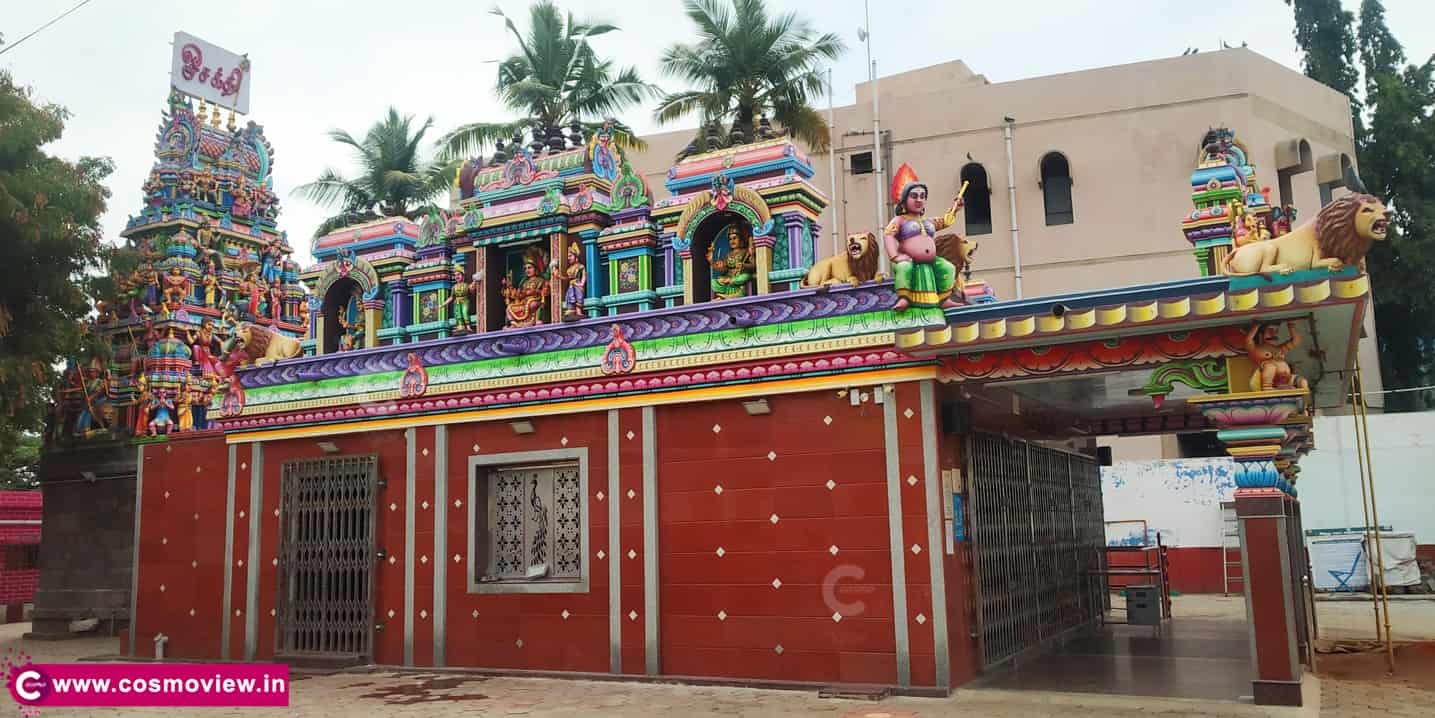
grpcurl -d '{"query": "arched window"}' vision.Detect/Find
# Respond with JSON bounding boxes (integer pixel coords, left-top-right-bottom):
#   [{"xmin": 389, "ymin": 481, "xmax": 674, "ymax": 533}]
[
  {"xmin": 1040, "ymin": 152, "xmax": 1074, "ymax": 225},
  {"xmin": 959, "ymin": 163, "xmax": 993, "ymax": 235}
]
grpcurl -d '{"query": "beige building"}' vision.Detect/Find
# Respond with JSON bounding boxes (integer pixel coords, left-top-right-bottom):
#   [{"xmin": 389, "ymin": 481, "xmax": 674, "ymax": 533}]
[{"xmin": 628, "ymin": 48, "xmax": 1384, "ymax": 455}]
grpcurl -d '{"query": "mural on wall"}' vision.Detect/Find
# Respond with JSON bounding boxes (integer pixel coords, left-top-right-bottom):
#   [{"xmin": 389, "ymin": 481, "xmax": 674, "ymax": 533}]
[{"xmin": 1101, "ymin": 457, "xmax": 1236, "ymax": 547}]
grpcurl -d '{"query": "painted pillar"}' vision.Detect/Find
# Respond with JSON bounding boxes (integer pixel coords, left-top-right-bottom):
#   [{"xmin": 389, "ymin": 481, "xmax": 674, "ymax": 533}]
[
  {"xmin": 680, "ymin": 252, "xmax": 694, "ymax": 306},
  {"xmin": 393, "ymin": 280, "xmax": 412, "ymax": 336},
  {"xmin": 583, "ymin": 230, "xmax": 602, "ymax": 319},
  {"xmin": 363, "ymin": 307, "xmax": 381, "ymax": 349},
  {"xmin": 751, "ymin": 235, "xmax": 774, "ymax": 296},
  {"xmin": 549, "ymin": 233, "xmax": 565, "ymax": 325},
  {"xmin": 1189, "ymin": 389, "xmax": 1313, "ymax": 707},
  {"xmin": 784, "ymin": 214, "xmax": 803, "ymax": 272}
]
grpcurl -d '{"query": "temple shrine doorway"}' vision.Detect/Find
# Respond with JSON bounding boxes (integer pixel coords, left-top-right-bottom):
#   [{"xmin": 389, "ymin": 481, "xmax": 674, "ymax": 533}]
[
  {"xmin": 320, "ymin": 277, "xmax": 363, "ymax": 354},
  {"xmin": 689, "ymin": 211, "xmax": 753, "ymax": 303},
  {"xmin": 275, "ymin": 455, "xmax": 379, "ymax": 665}
]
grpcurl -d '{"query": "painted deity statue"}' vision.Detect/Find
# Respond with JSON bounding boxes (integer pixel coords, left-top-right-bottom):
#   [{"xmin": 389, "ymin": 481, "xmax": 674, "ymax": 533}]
[
  {"xmin": 162, "ymin": 266, "xmax": 191, "ymax": 310},
  {"xmin": 202, "ymin": 264, "xmax": 219, "ymax": 308},
  {"xmin": 268, "ymin": 281, "xmax": 284, "ymax": 324},
  {"xmin": 141, "ymin": 263, "xmax": 161, "ymax": 310},
  {"xmin": 1233, "ymin": 210, "xmax": 1270, "ymax": 248},
  {"xmin": 188, "ymin": 319, "xmax": 223, "ymax": 378},
  {"xmin": 147, "ymin": 390, "xmax": 176, "ymax": 436},
  {"xmin": 502, "ymin": 247, "xmax": 550, "ymax": 328},
  {"xmin": 562, "ymin": 241, "xmax": 586, "ymax": 320},
  {"xmin": 440, "ymin": 267, "xmax": 480, "ymax": 333},
  {"xmin": 133, "ymin": 374, "xmax": 151, "ymax": 436},
  {"xmin": 1244, "ymin": 320, "xmax": 1308, "ymax": 392},
  {"xmin": 707, "ymin": 225, "xmax": 755, "ymax": 300},
  {"xmin": 244, "ymin": 270, "xmax": 263, "ymax": 318},
  {"xmin": 176, "ymin": 377, "xmax": 194, "ymax": 432},
  {"xmin": 338, "ymin": 312, "xmax": 365, "ymax": 352},
  {"xmin": 884, "ymin": 165, "xmax": 965, "ymax": 311}
]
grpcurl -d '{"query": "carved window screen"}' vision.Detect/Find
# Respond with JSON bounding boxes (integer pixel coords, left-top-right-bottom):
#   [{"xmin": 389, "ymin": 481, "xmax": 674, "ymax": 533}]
[{"xmin": 482, "ymin": 464, "xmax": 582, "ymax": 582}]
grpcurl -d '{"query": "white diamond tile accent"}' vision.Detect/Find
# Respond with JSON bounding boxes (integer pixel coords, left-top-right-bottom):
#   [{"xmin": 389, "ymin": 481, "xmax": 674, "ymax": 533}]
[
  {"xmin": 159, "ymin": 584, "xmax": 166, "ymax": 593},
  {"xmin": 771, "ymin": 578, "xmax": 782, "ymax": 589},
  {"xmin": 906, "ymin": 475, "xmax": 918, "ymax": 487},
  {"xmin": 717, "ymin": 610, "xmax": 727, "ymax": 621},
  {"xmin": 193, "ymin": 513, "xmax": 199, "ymax": 521},
  {"xmin": 453, "ymin": 554, "xmax": 462, "ymax": 563},
  {"xmin": 235, "ymin": 609, "xmax": 242, "ymax": 617},
  {"xmin": 823, "ymin": 415, "xmax": 833, "ymax": 425},
  {"xmin": 273, "ymin": 508, "xmax": 279, "ymax": 517},
  {"xmin": 715, "ymin": 547, "xmax": 725, "ymax": 558},
  {"xmin": 596, "ymin": 491, "xmax": 605, "ymax": 501},
  {"xmin": 911, "ymin": 544, "xmax": 922, "ymax": 555},
  {"xmin": 561, "ymin": 610, "xmax": 570, "ymax": 620},
  {"xmin": 161, "ymin": 537, "xmax": 168, "ymax": 545},
  {"xmin": 769, "ymin": 513, "xmax": 780, "ymax": 524},
  {"xmin": 596, "ymin": 550, "xmax": 606, "ymax": 560},
  {"xmin": 711, "ymin": 423, "xmax": 722, "ymax": 434},
  {"xmin": 387, "ymin": 609, "xmax": 395, "ymax": 618},
  {"xmin": 454, "ymin": 499, "xmax": 462, "ymax": 508},
  {"xmin": 767, "ymin": 451, "xmax": 777, "ymax": 461},
  {"xmin": 388, "ymin": 555, "xmax": 397, "ymax": 565},
  {"xmin": 472, "ymin": 610, "xmax": 480, "ymax": 619},
  {"xmin": 195, "ymin": 466, "xmax": 201, "ymax": 473},
  {"xmin": 626, "ymin": 489, "xmax": 636, "ymax": 500},
  {"xmin": 420, "ymin": 555, "xmax": 429, "ymax": 564},
  {"xmin": 236, "ymin": 559, "xmax": 244, "ymax": 567},
  {"xmin": 825, "ymin": 479, "xmax": 836, "ymax": 491},
  {"xmin": 272, "ymin": 558, "xmax": 278, "ymax": 567},
  {"xmin": 422, "ymin": 448, "xmax": 429, "ymax": 456},
  {"xmin": 713, "ymin": 485, "xmax": 723, "ymax": 495},
  {"xmin": 904, "ymin": 408, "xmax": 915, "ymax": 419},
  {"xmin": 422, "ymin": 500, "xmax": 430, "ymax": 510},
  {"xmin": 389, "ymin": 502, "xmax": 398, "ymax": 512},
  {"xmin": 420, "ymin": 609, "xmax": 428, "ymax": 620},
  {"xmin": 164, "ymin": 491, "xmax": 170, "ymax": 499},
  {"xmin": 191, "ymin": 560, "xmax": 198, "ymax": 568},
  {"xmin": 832, "ymin": 612, "xmax": 843, "ymax": 623},
  {"xmin": 560, "ymin": 436, "xmax": 569, "ymax": 446},
  {"xmin": 915, "ymin": 613, "xmax": 927, "ymax": 625},
  {"xmin": 472, "ymin": 444, "xmax": 480, "ymax": 453},
  {"xmin": 238, "ymin": 510, "xmax": 245, "ymax": 519},
  {"xmin": 829, "ymin": 545, "xmax": 840, "ymax": 556},
  {"xmin": 240, "ymin": 463, "xmax": 247, "ymax": 470},
  {"xmin": 627, "ymin": 549, "xmax": 637, "ymax": 560},
  {"xmin": 516, "ymin": 639, "xmax": 524, "ymax": 648},
  {"xmin": 628, "ymin": 610, "xmax": 638, "ymax": 621},
  {"xmin": 626, "ymin": 430, "xmax": 635, "ymax": 440},
  {"xmin": 269, "ymin": 609, "xmax": 275, "ymax": 617},
  {"xmin": 774, "ymin": 644, "xmax": 785, "ymax": 655},
  {"xmin": 189, "ymin": 608, "xmax": 196, "ymax": 616}
]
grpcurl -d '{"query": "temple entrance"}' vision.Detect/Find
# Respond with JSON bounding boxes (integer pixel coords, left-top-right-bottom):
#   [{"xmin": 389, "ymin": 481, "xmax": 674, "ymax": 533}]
[
  {"xmin": 276, "ymin": 455, "xmax": 379, "ymax": 665},
  {"xmin": 965, "ymin": 432, "xmax": 1106, "ymax": 668},
  {"xmin": 321, "ymin": 277, "xmax": 362, "ymax": 354},
  {"xmin": 690, "ymin": 211, "xmax": 753, "ymax": 303}
]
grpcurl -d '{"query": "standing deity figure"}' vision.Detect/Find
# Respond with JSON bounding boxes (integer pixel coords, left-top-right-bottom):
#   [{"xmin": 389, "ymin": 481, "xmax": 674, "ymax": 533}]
[
  {"xmin": 147, "ymin": 389, "xmax": 176, "ymax": 436},
  {"xmin": 243, "ymin": 270, "xmax": 263, "ymax": 318},
  {"xmin": 441, "ymin": 267, "xmax": 480, "ymax": 333},
  {"xmin": 202, "ymin": 264, "xmax": 219, "ymax": 308},
  {"xmin": 141, "ymin": 263, "xmax": 161, "ymax": 310},
  {"xmin": 1244, "ymin": 321, "xmax": 1309, "ymax": 392},
  {"xmin": 133, "ymin": 374, "xmax": 151, "ymax": 436},
  {"xmin": 188, "ymin": 319, "xmax": 223, "ymax": 378},
  {"xmin": 176, "ymin": 377, "xmax": 194, "ymax": 432},
  {"xmin": 261, "ymin": 242, "xmax": 283, "ymax": 285},
  {"xmin": 884, "ymin": 164, "xmax": 964, "ymax": 311},
  {"xmin": 562, "ymin": 241, "xmax": 586, "ymax": 319},
  {"xmin": 707, "ymin": 225, "xmax": 755, "ymax": 300},
  {"xmin": 502, "ymin": 247, "xmax": 550, "ymax": 328},
  {"xmin": 268, "ymin": 281, "xmax": 285, "ymax": 324},
  {"xmin": 162, "ymin": 266, "xmax": 191, "ymax": 310}
]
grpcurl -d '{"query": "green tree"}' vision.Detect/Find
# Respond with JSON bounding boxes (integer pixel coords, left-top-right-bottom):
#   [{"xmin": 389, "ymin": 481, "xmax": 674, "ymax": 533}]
[
  {"xmin": 1284, "ymin": 0, "xmax": 1365, "ymax": 138},
  {"xmin": 293, "ymin": 107, "xmax": 455, "ymax": 237},
  {"xmin": 654, "ymin": 0, "xmax": 844, "ymax": 157},
  {"xmin": 0, "ymin": 67, "xmax": 113, "ymax": 460},
  {"xmin": 436, "ymin": 1, "xmax": 657, "ymax": 160},
  {"xmin": 0, "ymin": 433, "xmax": 40, "ymax": 490}
]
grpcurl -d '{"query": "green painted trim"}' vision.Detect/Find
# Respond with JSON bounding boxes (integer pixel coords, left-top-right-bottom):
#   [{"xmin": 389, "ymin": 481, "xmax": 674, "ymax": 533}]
[
  {"xmin": 768, "ymin": 268, "xmax": 808, "ymax": 282},
  {"xmin": 1228, "ymin": 266, "xmax": 1359, "ymax": 291},
  {"xmin": 639, "ymin": 255, "xmax": 652, "ymax": 291},
  {"xmin": 1216, "ymin": 427, "xmax": 1288, "ymax": 442}
]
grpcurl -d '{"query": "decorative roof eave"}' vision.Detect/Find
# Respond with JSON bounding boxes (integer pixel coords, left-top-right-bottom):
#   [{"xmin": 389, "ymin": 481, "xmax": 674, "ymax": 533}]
[
  {"xmin": 121, "ymin": 210, "xmax": 278, "ymax": 243},
  {"xmin": 896, "ymin": 271, "xmax": 1369, "ymax": 356}
]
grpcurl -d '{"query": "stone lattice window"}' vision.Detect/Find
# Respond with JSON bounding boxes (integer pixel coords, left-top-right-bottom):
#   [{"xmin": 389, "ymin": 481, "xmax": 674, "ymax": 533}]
[{"xmin": 479, "ymin": 464, "xmax": 582, "ymax": 583}]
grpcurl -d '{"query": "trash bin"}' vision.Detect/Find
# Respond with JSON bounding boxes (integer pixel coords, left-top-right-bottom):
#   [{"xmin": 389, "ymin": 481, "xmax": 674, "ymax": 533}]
[{"xmin": 1126, "ymin": 584, "xmax": 1162, "ymax": 625}]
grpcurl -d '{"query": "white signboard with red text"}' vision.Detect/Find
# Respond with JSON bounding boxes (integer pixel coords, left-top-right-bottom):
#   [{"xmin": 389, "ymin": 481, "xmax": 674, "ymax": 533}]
[{"xmin": 170, "ymin": 31, "xmax": 250, "ymax": 114}]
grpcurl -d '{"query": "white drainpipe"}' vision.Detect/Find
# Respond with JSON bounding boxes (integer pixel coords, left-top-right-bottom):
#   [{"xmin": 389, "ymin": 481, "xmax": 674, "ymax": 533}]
[
  {"xmin": 154, "ymin": 633, "xmax": 169, "ymax": 660},
  {"xmin": 1003, "ymin": 116, "xmax": 1024, "ymax": 299}
]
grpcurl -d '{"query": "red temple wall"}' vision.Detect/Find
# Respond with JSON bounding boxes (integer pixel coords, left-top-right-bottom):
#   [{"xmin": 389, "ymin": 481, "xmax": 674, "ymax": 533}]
[{"xmin": 0, "ymin": 491, "xmax": 42, "ymax": 607}]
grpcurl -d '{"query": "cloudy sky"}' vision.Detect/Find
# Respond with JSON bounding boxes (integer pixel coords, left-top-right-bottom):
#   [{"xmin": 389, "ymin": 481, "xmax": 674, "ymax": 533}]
[{"xmin": 4, "ymin": 0, "xmax": 1433, "ymax": 267}]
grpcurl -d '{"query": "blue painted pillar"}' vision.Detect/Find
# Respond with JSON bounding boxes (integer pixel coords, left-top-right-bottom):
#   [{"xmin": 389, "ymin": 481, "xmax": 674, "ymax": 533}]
[{"xmin": 582, "ymin": 230, "xmax": 601, "ymax": 319}]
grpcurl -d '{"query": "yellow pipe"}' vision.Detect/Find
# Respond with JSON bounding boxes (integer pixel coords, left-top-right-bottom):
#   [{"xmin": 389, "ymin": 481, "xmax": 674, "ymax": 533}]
[
  {"xmin": 1354, "ymin": 354, "xmax": 1395, "ymax": 672},
  {"xmin": 1349, "ymin": 372, "xmax": 1383, "ymax": 646}
]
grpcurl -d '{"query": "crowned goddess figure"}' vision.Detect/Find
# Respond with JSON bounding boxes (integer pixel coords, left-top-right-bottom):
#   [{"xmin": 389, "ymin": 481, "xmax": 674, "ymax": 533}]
[
  {"xmin": 884, "ymin": 164, "xmax": 965, "ymax": 311},
  {"xmin": 707, "ymin": 225, "xmax": 755, "ymax": 300},
  {"xmin": 502, "ymin": 246, "xmax": 550, "ymax": 328}
]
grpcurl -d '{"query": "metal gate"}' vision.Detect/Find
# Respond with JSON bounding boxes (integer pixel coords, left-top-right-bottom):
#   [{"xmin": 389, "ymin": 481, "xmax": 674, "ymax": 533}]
[
  {"xmin": 277, "ymin": 455, "xmax": 379, "ymax": 658},
  {"xmin": 966, "ymin": 433, "xmax": 1105, "ymax": 668}
]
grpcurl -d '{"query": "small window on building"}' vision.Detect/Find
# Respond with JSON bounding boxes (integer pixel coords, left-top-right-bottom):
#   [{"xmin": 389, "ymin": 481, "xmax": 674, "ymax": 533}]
[
  {"xmin": 1040, "ymin": 152, "xmax": 1074, "ymax": 225},
  {"xmin": 470, "ymin": 452, "xmax": 587, "ymax": 593},
  {"xmin": 850, "ymin": 152, "xmax": 874, "ymax": 175},
  {"xmin": 959, "ymin": 163, "xmax": 993, "ymax": 235}
]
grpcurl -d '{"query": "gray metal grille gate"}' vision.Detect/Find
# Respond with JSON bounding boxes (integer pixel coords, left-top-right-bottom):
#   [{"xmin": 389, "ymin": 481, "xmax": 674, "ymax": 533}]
[
  {"xmin": 277, "ymin": 455, "xmax": 378, "ymax": 657},
  {"xmin": 966, "ymin": 433, "xmax": 1106, "ymax": 668}
]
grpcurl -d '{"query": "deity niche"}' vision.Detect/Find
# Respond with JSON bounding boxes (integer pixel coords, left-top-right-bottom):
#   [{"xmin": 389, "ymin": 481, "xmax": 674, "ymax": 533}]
[
  {"xmin": 502, "ymin": 245, "xmax": 550, "ymax": 328},
  {"xmin": 707, "ymin": 223, "xmax": 755, "ymax": 300},
  {"xmin": 336, "ymin": 284, "xmax": 364, "ymax": 351}
]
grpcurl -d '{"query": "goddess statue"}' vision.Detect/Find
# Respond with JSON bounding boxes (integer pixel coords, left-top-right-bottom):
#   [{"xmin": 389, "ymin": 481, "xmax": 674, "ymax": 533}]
[
  {"xmin": 440, "ymin": 267, "xmax": 480, "ymax": 333},
  {"xmin": 562, "ymin": 241, "xmax": 586, "ymax": 320},
  {"xmin": 707, "ymin": 225, "xmax": 755, "ymax": 300},
  {"xmin": 884, "ymin": 165, "xmax": 964, "ymax": 310},
  {"xmin": 162, "ymin": 267, "xmax": 191, "ymax": 310},
  {"xmin": 1244, "ymin": 321, "xmax": 1309, "ymax": 392},
  {"xmin": 502, "ymin": 247, "xmax": 550, "ymax": 328}
]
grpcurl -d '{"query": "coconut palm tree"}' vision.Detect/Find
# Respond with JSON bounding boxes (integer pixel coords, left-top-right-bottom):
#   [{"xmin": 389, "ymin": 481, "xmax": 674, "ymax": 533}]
[
  {"xmin": 654, "ymin": 0, "xmax": 844, "ymax": 157},
  {"xmin": 293, "ymin": 108, "xmax": 456, "ymax": 237},
  {"xmin": 435, "ymin": 1, "xmax": 657, "ymax": 160}
]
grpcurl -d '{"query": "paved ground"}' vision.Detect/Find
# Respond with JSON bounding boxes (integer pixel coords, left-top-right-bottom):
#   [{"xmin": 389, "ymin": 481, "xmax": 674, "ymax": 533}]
[{"xmin": 1, "ymin": 595, "xmax": 1430, "ymax": 717}]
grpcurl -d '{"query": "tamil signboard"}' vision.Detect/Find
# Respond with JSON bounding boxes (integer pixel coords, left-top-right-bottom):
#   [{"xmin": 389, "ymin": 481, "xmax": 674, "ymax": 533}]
[{"xmin": 170, "ymin": 31, "xmax": 250, "ymax": 114}]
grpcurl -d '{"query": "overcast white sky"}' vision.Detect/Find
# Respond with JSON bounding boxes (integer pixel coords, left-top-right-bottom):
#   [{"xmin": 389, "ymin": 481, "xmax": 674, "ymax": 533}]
[{"xmin": 4, "ymin": 0, "xmax": 1433, "ymax": 267}]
